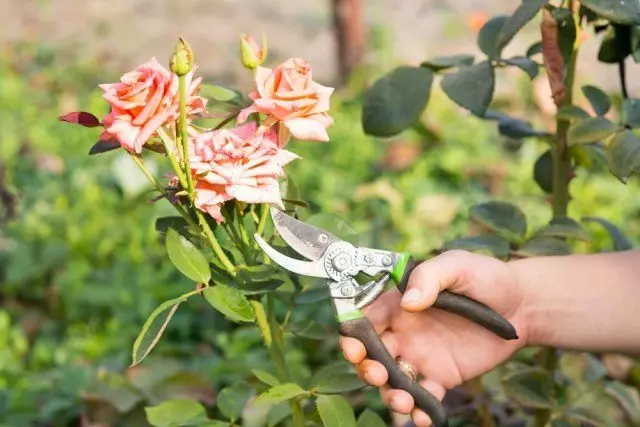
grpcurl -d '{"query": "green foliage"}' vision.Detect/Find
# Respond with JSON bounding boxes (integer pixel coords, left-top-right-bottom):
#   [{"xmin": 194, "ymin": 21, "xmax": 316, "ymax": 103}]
[
  {"xmin": 316, "ymin": 395, "xmax": 357, "ymax": 427},
  {"xmin": 4, "ymin": 1, "xmax": 640, "ymax": 424},
  {"xmin": 361, "ymin": 66, "xmax": 433, "ymax": 137},
  {"xmin": 166, "ymin": 228, "xmax": 211, "ymax": 284}
]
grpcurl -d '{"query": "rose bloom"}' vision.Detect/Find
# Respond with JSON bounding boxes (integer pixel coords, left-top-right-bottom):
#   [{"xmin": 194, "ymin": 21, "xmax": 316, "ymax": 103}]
[
  {"xmin": 189, "ymin": 122, "xmax": 298, "ymax": 222},
  {"xmin": 99, "ymin": 57, "xmax": 207, "ymax": 153},
  {"xmin": 238, "ymin": 58, "xmax": 334, "ymax": 145}
]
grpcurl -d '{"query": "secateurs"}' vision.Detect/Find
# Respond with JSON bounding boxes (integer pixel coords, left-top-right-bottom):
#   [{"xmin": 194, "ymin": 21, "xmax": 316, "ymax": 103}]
[{"xmin": 254, "ymin": 208, "xmax": 518, "ymax": 427}]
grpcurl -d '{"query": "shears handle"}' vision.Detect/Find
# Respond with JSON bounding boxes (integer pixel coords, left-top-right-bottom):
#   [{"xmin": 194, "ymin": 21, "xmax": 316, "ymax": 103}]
[
  {"xmin": 339, "ymin": 316, "xmax": 448, "ymax": 427},
  {"xmin": 396, "ymin": 255, "xmax": 518, "ymax": 341}
]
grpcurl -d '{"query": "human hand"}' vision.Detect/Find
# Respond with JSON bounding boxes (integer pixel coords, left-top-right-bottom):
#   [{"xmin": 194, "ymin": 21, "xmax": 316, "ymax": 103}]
[{"xmin": 340, "ymin": 250, "xmax": 530, "ymax": 426}]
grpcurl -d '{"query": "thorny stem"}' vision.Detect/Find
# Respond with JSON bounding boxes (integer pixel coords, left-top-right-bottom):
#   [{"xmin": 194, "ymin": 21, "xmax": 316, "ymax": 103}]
[
  {"xmin": 212, "ymin": 111, "xmax": 241, "ymax": 131},
  {"xmin": 178, "ymin": 75, "xmax": 196, "ymax": 200},
  {"xmin": 264, "ymin": 294, "xmax": 305, "ymax": 427},
  {"xmin": 196, "ymin": 209, "xmax": 236, "ymax": 276},
  {"xmin": 536, "ymin": 4, "xmax": 579, "ymax": 427},
  {"xmin": 157, "ymin": 126, "xmax": 188, "ymax": 190},
  {"xmin": 129, "ymin": 153, "xmax": 198, "ymax": 230}
]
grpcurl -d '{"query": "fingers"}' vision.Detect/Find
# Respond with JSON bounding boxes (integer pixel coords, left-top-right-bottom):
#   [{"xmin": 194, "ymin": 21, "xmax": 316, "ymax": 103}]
[
  {"xmin": 340, "ymin": 337, "xmax": 365, "ymax": 364},
  {"xmin": 381, "ymin": 379, "xmax": 447, "ymax": 426},
  {"xmin": 343, "ymin": 332, "xmax": 398, "ymax": 387},
  {"xmin": 356, "ymin": 359, "xmax": 387, "ymax": 386},
  {"xmin": 401, "ymin": 250, "xmax": 484, "ymax": 313}
]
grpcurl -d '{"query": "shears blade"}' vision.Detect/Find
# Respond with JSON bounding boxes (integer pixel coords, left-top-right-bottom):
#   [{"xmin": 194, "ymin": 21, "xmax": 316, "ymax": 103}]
[
  {"xmin": 254, "ymin": 233, "xmax": 330, "ymax": 279},
  {"xmin": 270, "ymin": 207, "xmax": 340, "ymax": 261}
]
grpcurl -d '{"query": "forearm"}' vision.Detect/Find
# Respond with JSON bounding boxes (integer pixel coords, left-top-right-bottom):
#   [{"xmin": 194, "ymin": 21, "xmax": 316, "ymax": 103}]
[{"xmin": 511, "ymin": 250, "xmax": 640, "ymax": 355}]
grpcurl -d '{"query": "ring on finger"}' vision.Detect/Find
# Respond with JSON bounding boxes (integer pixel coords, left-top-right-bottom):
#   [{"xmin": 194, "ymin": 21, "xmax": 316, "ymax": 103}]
[{"xmin": 396, "ymin": 358, "xmax": 418, "ymax": 382}]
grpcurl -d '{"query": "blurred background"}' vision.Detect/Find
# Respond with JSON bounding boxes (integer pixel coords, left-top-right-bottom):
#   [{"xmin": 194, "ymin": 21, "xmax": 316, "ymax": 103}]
[{"xmin": 1, "ymin": 1, "xmax": 640, "ymax": 426}]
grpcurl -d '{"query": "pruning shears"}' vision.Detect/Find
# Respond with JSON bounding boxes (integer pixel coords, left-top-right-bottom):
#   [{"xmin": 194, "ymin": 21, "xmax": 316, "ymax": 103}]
[{"xmin": 254, "ymin": 208, "xmax": 518, "ymax": 427}]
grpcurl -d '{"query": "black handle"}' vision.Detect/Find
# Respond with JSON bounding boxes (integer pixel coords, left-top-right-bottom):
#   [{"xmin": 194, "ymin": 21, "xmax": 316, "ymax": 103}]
[
  {"xmin": 339, "ymin": 317, "xmax": 448, "ymax": 427},
  {"xmin": 397, "ymin": 257, "xmax": 518, "ymax": 341}
]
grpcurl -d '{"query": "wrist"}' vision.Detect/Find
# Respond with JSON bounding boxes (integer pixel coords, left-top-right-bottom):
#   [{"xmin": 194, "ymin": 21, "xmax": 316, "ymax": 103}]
[{"xmin": 508, "ymin": 257, "xmax": 552, "ymax": 348}]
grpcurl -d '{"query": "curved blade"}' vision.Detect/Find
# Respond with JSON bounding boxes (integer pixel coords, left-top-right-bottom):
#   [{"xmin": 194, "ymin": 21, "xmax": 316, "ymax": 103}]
[
  {"xmin": 270, "ymin": 207, "xmax": 340, "ymax": 261},
  {"xmin": 254, "ymin": 233, "xmax": 330, "ymax": 279}
]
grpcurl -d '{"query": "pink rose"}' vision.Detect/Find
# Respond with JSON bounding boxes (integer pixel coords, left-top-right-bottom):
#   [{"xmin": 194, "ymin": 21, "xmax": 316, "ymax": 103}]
[
  {"xmin": 99, "ymin": 57, "xmax": 207, "ymax": 153},
  {"xmin": 238, "ymin": 58, "xmax": 334, "ymax": 144},
  {"xmin": 190, "ymin": 122, "xmax": 298, "ymax": 222}
]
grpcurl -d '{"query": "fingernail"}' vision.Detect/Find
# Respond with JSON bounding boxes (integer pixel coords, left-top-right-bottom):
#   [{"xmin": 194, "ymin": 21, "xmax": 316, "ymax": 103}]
[{"xmin": 402, "ymin": 288, "xmax": 421, "ymax": 305}]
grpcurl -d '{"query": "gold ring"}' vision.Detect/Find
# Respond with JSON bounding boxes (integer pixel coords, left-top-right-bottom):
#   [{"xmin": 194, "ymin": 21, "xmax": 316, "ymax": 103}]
[{"xmin": 396, "ymin": 358, "xmax": 418, "ymax": 382}]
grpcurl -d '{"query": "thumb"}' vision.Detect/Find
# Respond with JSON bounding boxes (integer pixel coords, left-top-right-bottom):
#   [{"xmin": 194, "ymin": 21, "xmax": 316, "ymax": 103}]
[{"xmin": 400, "ymin": 250, "xmax": 476, "ymax": 313}]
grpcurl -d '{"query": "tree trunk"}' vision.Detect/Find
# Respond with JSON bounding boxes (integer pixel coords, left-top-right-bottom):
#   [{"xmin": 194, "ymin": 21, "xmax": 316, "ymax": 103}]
[{"xmin": 332, "ymin": 0, "xmax": 365, "ymax": 85}]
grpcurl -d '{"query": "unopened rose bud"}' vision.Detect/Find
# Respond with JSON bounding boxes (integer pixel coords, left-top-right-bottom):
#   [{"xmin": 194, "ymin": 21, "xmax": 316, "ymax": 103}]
[
  {"xmin": 170, "ymin": 37, "xmax": 194, "ymax": 76},
  {"xmin": 240, "ymin": 33, "xmax": 267, "ymax": 69}
]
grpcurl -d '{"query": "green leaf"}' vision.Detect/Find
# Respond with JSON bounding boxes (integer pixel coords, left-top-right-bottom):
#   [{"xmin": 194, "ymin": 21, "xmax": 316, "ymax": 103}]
[
  {"xmin": 553, "ymin": 8, "xmax": 577, "ymax": 63},
  {"xmin": 420, "ymin": 55, "xmax": 474, "ymax": 71},
  {"xmin": 564, "ymin": 407, "xmax": 605, "ymax": 426},
  {"xmin": 537, "ymin": 216, "xmax": 591, "ymax": 241},
  {"xmin": 267, "ymin": 404, "xmax": 291, "ymax": 427},
  {"xmin": 357, "ymin": 409, "xmax": 386, "ymax": 427},
  {"xmin": 443, "ymin": 234, "xmax": 511, "ymax": 259},
  {"xmin": 199, "ymin": 84, "xmax": 244, "ymax": 106},
  {"xmin": 622, "ymin": 98, "xmax": 640, "ymax": 128},
  {"xmin": 478, "ymin": 16, "xmax": 509, "ymax": 58},
  {"xmin": 289, "ymin": 320, "xmax": 330, "ymax": 340},
  {"xmin": 196, "ymin": 422, "xmax": 229, "ymax": 427},
  {"xmin": 497, "ymin": 0, "xmax": 548, "ymax": 51},
  {"xmin": 441, "ymin": 61, "xmax": 495, "ymax": 116},
  {"xmin": 502, "ymin": 367, "xmax": 555, "ymax": 409},
  {"xmin": 235, "ymin": 278, "xmax": 284, "ymax": 295},
  {"xmin": 253, "ymin": 369, "xmax": 280, "ymax": 387},
  {"xmin": 579, "ymin": 0, "xmax": 640, "ymax": 25},
  {"xmin": 598, "ymin": 25, "xmax": 632, "ymax": 63},
  {"xmin": 606, "ymin": 130, "xmax": 640, "ymax": 183},
  {"xmin": 294, "ymin": 286, "xmax": 330, "ymax": 304},
  {"xmin": 146, "ymin": 398, "xmax": 209, "ymax": 427},
  {"xmin": 632, "ymin": 25, "xmax": 640, "ymax": 62},
  {"xmin": 570, "ymin": 142, "xmax": 607, "ymax": 170},
  {"xmin": 217, "ymin": 382, "xmax": 253, "ymax": 422},
  {"xmin": 316, "ymin": 395, "xmax": 357, "ymax": 427},
  {"xmin": 534, "ymin": 150, "xmax": 554, "ymax": 193},
  {"xmin": 568, "ymin": 117, "xmax": 619, "ymax": 145},
  {"xmin": 156, "ymin": 216, "xmax": 192, "ymax": 238},
  {"xmin": 131, "ymin": 291, "xmax": 198, "ymax": 366},
  {"xmin": 166, "ymin": 228, "xmax": 211, "ymax": 284},
  {"xmin": 582, "ymin": 217, "xmax": 633, "ymax": 251},
  {"xmin": 583, "ymin": 354, "xmax": 608, "ymax": 382},
  {"xmin": 582, "ymin": 85, "xmax": 611, "ymax": 116},
  {"xmin": 311, "ymin": 362, "xmax": 365, "ymax": 394},
  {"xmin": 497, "ymin": 115, "xmax": 548, "ymax": 138},
  {"xmin": 604, "ymin": 381, "xmax": 640, "ymax": 423},
  {"xmin": 469, "ymin": 201, "xmax": 527, "ymax": 242},
  {"xmin": 514, "ymin": 236, "xmax": 572, "ymax": 257},
  {"xmin": 305, "ymin": 213, "xmax": 359, "ymax": 244},
  {"xmin": 550, "ymin": 415, "xmax": 579, "ymax": 427},
  {"xmin": 89, "ymin": 372, "xmax": 144, "ymax": 413},
  {"xmin": 526, "ymin": 40, "xmax": 543, "ymax": 57},
  {"xmin": 362, "ymin": 66, "xmax": 434, "ymax": 137},
  {"xmin": 235, "ymin": 265, "xmax": 284, "ymax": 295},
  {"xmin": 557, "ymin": 105, "xmax": 591, "ymax": 121},
  {"xmin": 203, "ymin": 284, "xmax": 255, "ymax": 323},
  {"xmin": 255, "ymin": 383, "xmax": 308, "ymax": 406},
  {"xmin": 504, "ymin": 56, "xmax": 539, "ymax": 79}
]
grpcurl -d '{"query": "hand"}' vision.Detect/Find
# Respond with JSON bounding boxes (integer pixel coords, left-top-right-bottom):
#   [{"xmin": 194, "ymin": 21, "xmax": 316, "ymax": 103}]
[{"xmin": 339, "ymin": 250, "xmax": 530, "ymax": 426}]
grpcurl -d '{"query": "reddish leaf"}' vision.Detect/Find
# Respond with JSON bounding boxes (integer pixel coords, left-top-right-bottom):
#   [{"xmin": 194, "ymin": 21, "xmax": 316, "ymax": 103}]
[
  {"xmin": 59, "ymin": 111, "xmax": 101, "ymax": 128},
  {"xmin": 89, "ymin": 139, "xmax": 120, "ymax": 155},
  {"xmin": 540, "ymin": 9, "xmax": 565, "ymax": 106}
]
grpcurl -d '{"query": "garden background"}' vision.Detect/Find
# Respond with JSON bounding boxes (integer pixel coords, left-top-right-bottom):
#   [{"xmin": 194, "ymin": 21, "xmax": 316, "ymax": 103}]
[{"xmin": 2, "ymin": 1, "xmax": 640, "ymax": 426}]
